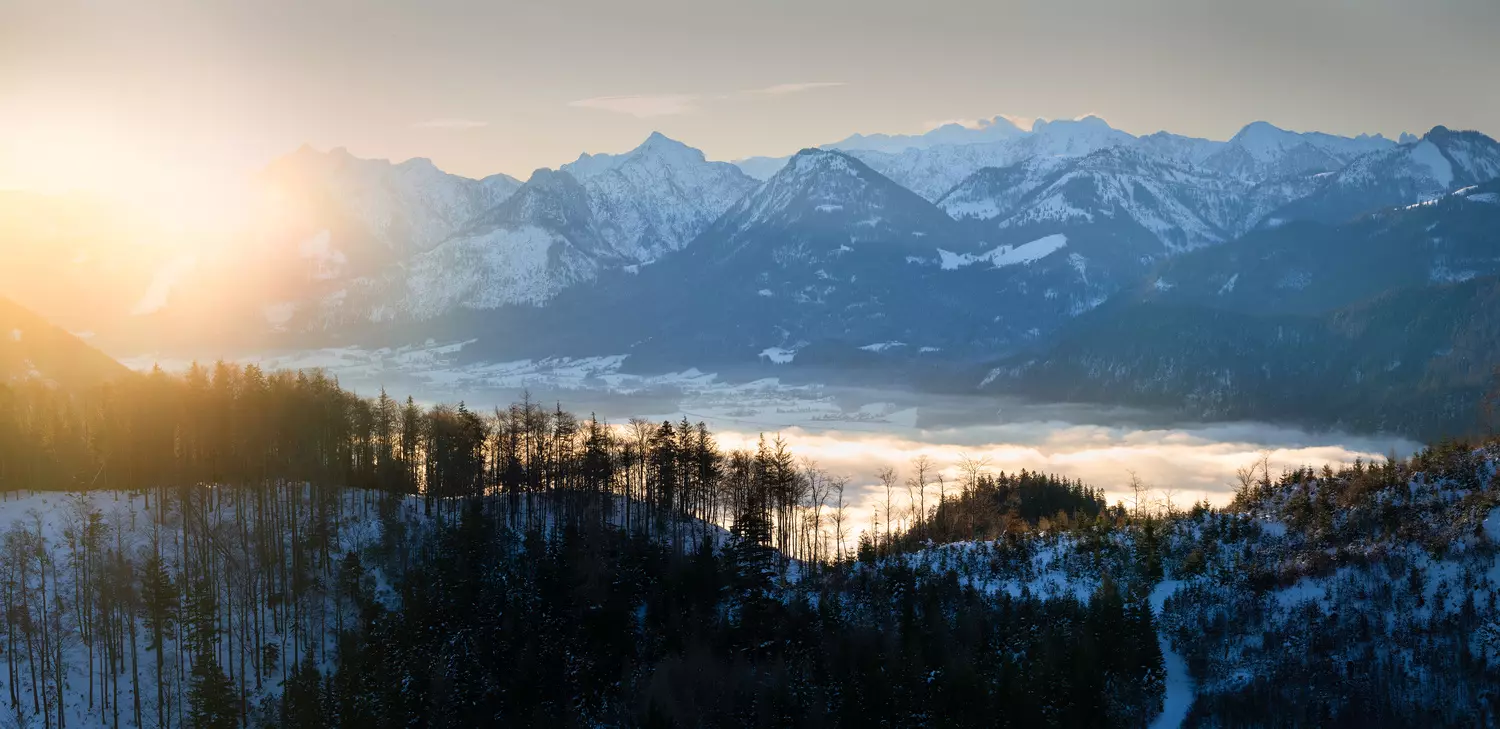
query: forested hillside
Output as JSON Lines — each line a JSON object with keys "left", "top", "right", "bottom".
{"left": 3, "top": 361, "right": 1499, "bottom": 725}
{"left": 0, "top": 364, "right": 1166, "bottom": 727}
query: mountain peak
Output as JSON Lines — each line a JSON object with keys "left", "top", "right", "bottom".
{"left": 630, "top": 131, "right": 705, "bottom": 162}
{"left": 1033, "top": 115, "right": 1117, "bottom": 134}
{"left": 524, "top": 167, "right": 581, "bottom": 190}
{"left": 1235, "top": 120, "right": 1287, "bottom": 136}
{"left": 715, "top": 146, "right": 961, "bottom": 247}
{"left": 396, "top": 156, "right": 440, "bottom": 173}
{"left": 783, "top": 148, "right": 864, "bottom": 179}
{"left": 563, "top": 132, "right": 710, "bottom": 179}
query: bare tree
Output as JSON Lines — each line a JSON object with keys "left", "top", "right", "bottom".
{"left": 1257, "top": 450, "right": 1275, "bottom": 490}
{"left": 829, "top": 475, "right": 850, "bottom": 563}
{"left": 877, "top": 466, "right": 898, "bottom": 555}
{"left": 800, "top": 458, "right": 831, "bottom": 563}
{"left": 1159, "top": 483, "right": 1181, "bottom": 516}
{"left": 1233, "top": 464, "right": 1258, "bottom": 502}
{"left": 1127, "top": 470, "right": 1149, "bottom": 519}
{"left": 907, "top": 456, "right": 932, "bottom": 540}
{"left": 957, "top": 454, "right": 991, "bottom": 539}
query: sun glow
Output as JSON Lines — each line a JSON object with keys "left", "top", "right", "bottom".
{"left": 0, "top": 117, "right": 254, "bottom": 234}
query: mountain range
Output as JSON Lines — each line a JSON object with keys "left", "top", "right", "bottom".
{"left": 10, "top": 114, "right": 1500, "bottom": 437}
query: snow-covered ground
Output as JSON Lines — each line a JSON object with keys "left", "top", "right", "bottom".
{"left": 0, "top": 488, "right": 406, "bottom": 728}
{"left": 1149, "top": 580, "right": 1193, "bottom": 729}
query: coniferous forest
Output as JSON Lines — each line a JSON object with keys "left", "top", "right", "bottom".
{"left": 3, "top": 363, "right": 1500, "bottom": 727}
{"left": 0, "top": 364, "right": 1164, "bottom": 728}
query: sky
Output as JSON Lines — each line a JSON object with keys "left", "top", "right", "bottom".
{"left": 3, "top": 0, "right": 1499, "bottom": 198}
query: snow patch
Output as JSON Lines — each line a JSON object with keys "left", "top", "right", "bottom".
{"left": 759, "top": 347, "right": 796, "bottom": 364}
{"left": 859, "top": 341, "right": 906, "bottom": 353}
{"left": 132, "top": 254, "right": 198, "bottom": 315}
{"left": 939, "top": 234, "right": 1068, "bottom": 270}
{"left": 1409, "top": 140, "right": 1455, "bottom": 188}
{"left": 298, "top": 229, "right": 348, "bottom": 280}
{"left": 262, "top": 302, "right": 298, "bottom": 330}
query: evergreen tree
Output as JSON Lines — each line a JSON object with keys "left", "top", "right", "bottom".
{"left": 188, "top": 653, "right": 239, "bottom": 729}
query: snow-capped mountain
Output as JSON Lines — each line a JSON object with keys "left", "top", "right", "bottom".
{"left": 1266, "top": 126, "right": 1500, "bottom": 226}
{"left": 1132, "top": 131, "right": 1224, "bottom": 167}
{"left": 709, "top": 148, "right": 966, "bottom": 247}
{"left": 525, "top": 149, "right": 990, "bottom": 364}
{"left": 1143, "top": 178, "right": 1500, "bottom": 317}
{"left": 258, "top": 145, "right": 521, "bottom": 266}
{"left": 84, "top": 112, "right": 1500, "bottom": 382}
{"left": 393, "top": 133, "right": 759, "bottom": 321}
{"left": 561, "top": 132, "right": 758, "bottom": 261}
{"left": 1199, "top": 121, "right": 1396, "bottom": 183}
{"left": 825, "top": 115, "right": 1027, "bottom": 153}
{"left": 401, "top": 168, "right": 620, "bottom": 318}
{"left": 941, "top": 146, "right": 1247, "bottom": 250}
{"left": 845, "top": 116, "right": 1136, "bottom": 201}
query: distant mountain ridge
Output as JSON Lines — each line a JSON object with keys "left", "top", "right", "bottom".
{"left": 0, "top": 297, "right": 129, "bottom": 390}
{"left": 13, "top": 114, "right": 1500, "bottom": 440}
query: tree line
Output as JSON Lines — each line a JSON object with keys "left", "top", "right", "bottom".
{"left": 0, "top": 362, "right": 1167, "bottom": 727}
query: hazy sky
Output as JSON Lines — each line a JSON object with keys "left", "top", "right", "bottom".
{"left": 3, "top": 0, "right": 1499, "bottom": 194}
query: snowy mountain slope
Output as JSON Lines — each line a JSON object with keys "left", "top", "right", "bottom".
{"left": 983, "top": 220, "right": 1500, "bottom": 440}
{"left": 400, "top": 168, "right": 622, "bottom": 318}
{"left": 1263, "top": 126, "right": 1500, "bottom": 226}
{"left": 941, "top": 146, "right": 1245, "bottom": 250}
{"left": 825, "top": 114, "right": 1027, "bottom": 153}
{"left": 1137, "top": 178, "right": 1500, "bottom": 317}
{"left": 1133, "top": 131, "right": 1224, "bottom": 167}
{"left": 561, "top": 132, "right": 758, "bottom": 260}
{"left": 258, "top": 145, "right": 521, "bottom": 265}
{"left": 154, "top": 147, "right": 529, "bottom": 339}
{"left": 1200, "top": 121, "right": 1396, "bottom": 183}
{"left": 492, "top": 148, "right": 1002, "bottom": 364}
{"left": 847, "top": 116, "right": 1136, "bottom": 201}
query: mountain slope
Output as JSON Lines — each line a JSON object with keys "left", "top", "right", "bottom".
{"left": 1200, "top": 120, "right": 1395, "bottom": 183}
{"left": 940, "top": 146, "right": 1244, "bottom": 250}
{"left": 847, "top": 116, "right": 1135, "bottom": 201}
{"left": 625, "top": 148, "right": 984, "bottom": 362}
{"left": 453, "top": 149, "right": 1003, "bottom": 366}
{"left": 561, "top": 132, "right": 758, "bottom": 261}
{"left": 825, "top": 114, "right": 1026, "bottom": 153}
{"left": 1264, "top": 126, "right": 1500, "bottom": 226}
{"left": 257, "top": 146, "right": 521, "bottom": 267}
{"left": 1141, "top": 180, "right": 1500, "bottom": 316}
{"left": 0, "top": 297, "right": 130, "bottom": 390}
{"left": 983, "top": 271, "right": 1500, "bottom": 439}
{"left": 400, "top": 168, "right": 623, "bottom": 317}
